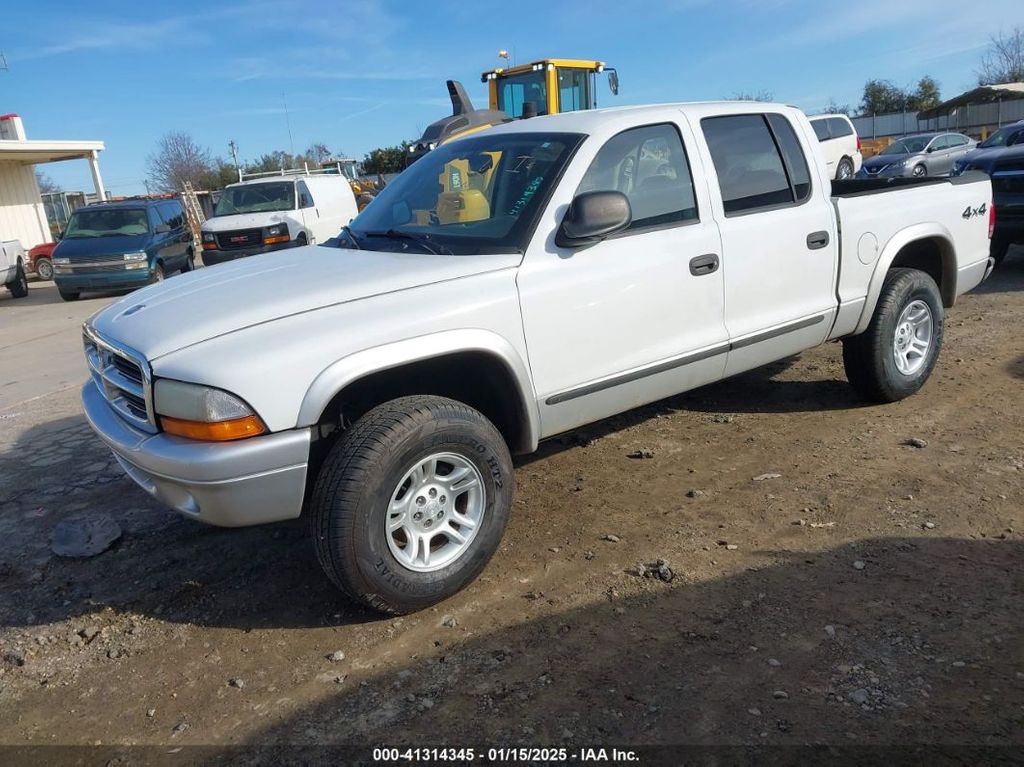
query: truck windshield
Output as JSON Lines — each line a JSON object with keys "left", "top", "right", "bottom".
{"left": 64, "top": 208, "right": 149, "bottom": 238}
{"left": 214, "top": 182, "right": 295, "bottom": 216}
{"left": 979, "top": 124, "right": 1024, "bottom": 148}
{"left": 346, "top": 131, "right": 584, "bottom": 255}
{"left": 881, "top": 137, "right": 931, "bottom": 155}
{"left": 497, "top": 71, "right": 549, "bottom": 118}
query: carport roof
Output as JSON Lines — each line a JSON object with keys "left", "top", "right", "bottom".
{"left": 0, "top": 139, "right": 106, "bottom": 164}
{"left": 917, "top": 82, "right": 1024, "bottom": 120}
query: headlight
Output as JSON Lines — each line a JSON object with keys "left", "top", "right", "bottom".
{"left": 123, "top": 252, "right": 147, "bottom": 261}
{"left": 202, "top": 231, "right": 215, "bottom": 243}
{"left": 153, "top": 379, "right": 266, "bottom": 441}
{"left": 53, "top": 257, "right": 70, "bottom": 265}
{"left": 890, "top": 159, "right": 907, "bottom": 169}
{"left": 263, "top": 224, "right": 290, "bottom": 245}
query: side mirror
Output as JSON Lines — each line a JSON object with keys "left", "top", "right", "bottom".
{"left": 556, "top": 190, "right": 631, "bottom": 248}
{"left": 607, "top": 68, "right": 619, "bottom": 96}
{"left": 926, "top": 146, "right": 936, "bottom": 153}
{"left": 55, "top": 229, "right": 64, "bottom": 241}
{"left": 155, "top": 223, "right": 171, "bottom": 234}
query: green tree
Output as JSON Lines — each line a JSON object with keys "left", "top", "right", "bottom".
{"left": 362, "top": 144, "right": 410, "bottom": 174}
{"left": 860, "top": 79, "right": 908, "bottom": 114}
{"left": 910, "top": 76, "right": 941, "bottom": 111}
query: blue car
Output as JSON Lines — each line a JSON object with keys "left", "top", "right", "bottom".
{"left": 52, "top": 198, "right": 194, "bottom": 302}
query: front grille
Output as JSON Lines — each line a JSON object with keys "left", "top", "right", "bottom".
{"left": 83, "top": 327, "right": 156, "bottom": 433}
{"left": 68, "top": 263, "right": 128, "bottom": 273}
{"left": 216, "top": 229, "right": 262, "bottom": 250}
{"left": 112, "top": 355, "right": 144, "bottom": 385}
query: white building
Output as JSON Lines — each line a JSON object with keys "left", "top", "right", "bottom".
{"left": 0, "top": 113, "right": 106, "bottom": 249}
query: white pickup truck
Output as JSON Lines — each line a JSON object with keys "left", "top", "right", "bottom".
{"left": 81, "top": 102, "right": 994, "bottom": 614}
{"left": 2, "top": 239, "right": 29, "bottom": 299}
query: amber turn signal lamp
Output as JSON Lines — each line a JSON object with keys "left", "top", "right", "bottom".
{"left": 160, "top": 415, "right": 266, "bottom": 441}
{"left": 263, "top": 235, "right": 290, "bottom": 245}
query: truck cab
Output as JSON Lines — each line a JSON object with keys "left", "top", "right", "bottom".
{"left": 481, "top": 58, "right": 619, "bottom": 119}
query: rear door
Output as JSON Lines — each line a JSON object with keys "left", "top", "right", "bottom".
{"left": 696, "top": 111, "right": 836, "bottom": 376}
{"left": 947, "top": 134, "right": 972, "bottom": 167}
{"left": 518, "top": 120, "right": 728, "bottom": 436}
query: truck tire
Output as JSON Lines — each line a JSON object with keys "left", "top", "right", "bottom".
{"left": 991, "top": 236, "right": 1011, "bottom": 266}
{"left": 842, "top": 268, "right": 943, "bottom": 403}
{"left": 310, "top": 395, "right": 514, "bottom": 615}
{"left": 58, "top": 287, "right": 80, "bottom": 302}
{"left": 149, "top": 263, "right": 165, "bottom": 285}
{"left": 8, "top": 263, "right": 29, "bottom": 298}
{"left": 35, "top": 257, "right": 54, "bottom": 281}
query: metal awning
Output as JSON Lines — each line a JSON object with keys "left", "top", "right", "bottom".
{"left": 917, "top": 82, "right": 1024, "bottom": 120}
{"left": 0, "top": 139, "right": 105, "bottom": 164}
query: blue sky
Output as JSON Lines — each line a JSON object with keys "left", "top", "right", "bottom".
{"left": 2, "top": 0, "right": 1020, "bottom": 196}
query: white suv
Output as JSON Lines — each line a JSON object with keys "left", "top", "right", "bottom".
{"left": 809, "top": 113, "right": 863, "bottom": 180}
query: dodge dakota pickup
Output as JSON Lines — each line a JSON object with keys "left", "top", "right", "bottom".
{"left": 81, "top": 102, "right": 994, "bottom": 614}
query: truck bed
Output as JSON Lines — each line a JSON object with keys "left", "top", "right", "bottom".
{"left": 831, "top": 171, "right": 988, "bottom": 198}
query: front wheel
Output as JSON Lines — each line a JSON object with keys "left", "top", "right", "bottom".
{"left": 149, "top": 263, "right": 165, "bottom": 285}
{"left": 912, "top": 164, "right": 927, "bottom": 178}
{"left": 310, "top": 395, "right": 514, "bottom": 615}
{"left": 181, "top": 250, "right": 195, "bottom": 273}
{"left": 35, "top": 257, "right": 54, "bottom": 281}
{"left": 842, "top": 268, "right": 943, "bottom": 403}
{"left": 8, "top": 264, "right": 29, "bottom": 298}
{"left": 58, "top": 287, "right": 80, "bottom": 302}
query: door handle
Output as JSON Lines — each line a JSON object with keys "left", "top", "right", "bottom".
{"left": 689, "top": 253, "right": 720, "bottom": 276}
{"left": 806, "top": 231, "right": 830, "bottom": 250}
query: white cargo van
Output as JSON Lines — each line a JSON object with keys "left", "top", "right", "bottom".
{"left": 201, "top": 173, "right": 358, "bottom": 266}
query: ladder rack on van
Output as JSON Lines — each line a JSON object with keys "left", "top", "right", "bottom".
{"left": 238, "top": 162, "right": 352, "bottom": 182}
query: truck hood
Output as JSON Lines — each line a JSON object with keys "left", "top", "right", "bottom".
{"left": 202, "top": 213, "right": 290, "bottom": 232}
{"left": 89, "top": 245, "right": 521, "bottom": 360}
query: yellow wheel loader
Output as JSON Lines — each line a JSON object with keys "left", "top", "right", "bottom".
{"left": 407, "top": 59, "right": 618, "bottom": 164}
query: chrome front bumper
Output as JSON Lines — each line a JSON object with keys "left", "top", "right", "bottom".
{"left": 82, "top": 382, "right": 311, "bottom": 527}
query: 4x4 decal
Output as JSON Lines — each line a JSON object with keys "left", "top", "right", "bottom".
{"left": 962, "top": 202, "right": 987, "bottom": 219}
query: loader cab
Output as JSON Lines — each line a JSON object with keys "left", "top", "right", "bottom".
{"left": 482, "top": 59, "right": 619, "bottom": 119}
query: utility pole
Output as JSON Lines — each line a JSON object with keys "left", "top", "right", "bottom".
{"left": 228, "top": 140, "right": 240, "bottom": 182}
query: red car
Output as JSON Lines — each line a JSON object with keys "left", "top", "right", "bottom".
{"left": 27, "top": 242, "right": 56, "bottom": 281}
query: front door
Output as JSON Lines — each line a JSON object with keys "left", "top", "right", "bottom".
{"left": 518, "top": 120, "right": 729, "bottom": 437}
{"left": 696, "top": 111, "right": 837, "bottom": 376}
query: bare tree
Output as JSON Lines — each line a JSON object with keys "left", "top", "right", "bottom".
{"left": 306, "top": 142, "right": 333, "bottom": 164}
{"left": 977, "top": 26, "right": 1024, "bottom": 86}
{"left": 822, "top": 99, "right": 851, "bottom": 116}
{"left": 146, "top": 131, "right": 214, "bottom": 192}
{"left": 727, "top": 90, "right": 774, "bottom": 102}
{"left": 35, "top": 170, "right": 61, "bottom": 194}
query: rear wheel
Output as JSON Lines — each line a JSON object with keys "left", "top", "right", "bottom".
{"left": 8, "top": 263, "right": 29, "bottom": 298}
{"left": 991, "top": 236, "right": 1011, "bottom": 266}
{"left": 58, "top": 287, "right": 80, "bottom": 302}
{"left": 836, "top": 157, "right": 855, "bottom": 180}
{"left": 310, "top": 395, "right": 514, "bottom": 615}
{"left": 35, "top": 257, "right": 54, "bottom": 281}
{"left": 842, "top": 268, "right": 943, "bottom": 403}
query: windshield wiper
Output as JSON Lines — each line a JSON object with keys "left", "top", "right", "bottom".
{"left": 338, "top": 225, "right": 362, "bottom": 250}
{"left": 363, "top": 229, "right": 451, "bottom": 255}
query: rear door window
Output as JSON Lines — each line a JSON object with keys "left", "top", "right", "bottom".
{"left": 811, "top": 120, "right": 830, "bottom": 141}
{"left": 577, "top": 123, "right": 699, "bottom": 231}
{"left": 701, "top": 113, "right": 811, "bottom": 215}
{"left": 828, "top": 117, "right": 854, "bottom": 138}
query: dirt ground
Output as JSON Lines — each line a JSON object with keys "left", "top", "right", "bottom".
{"left": 0, "top": 254, "right": 1022, "bottom": 754}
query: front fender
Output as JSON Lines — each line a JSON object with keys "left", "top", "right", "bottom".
{"left": 854, "top": 223, "right": 957, "bottom": 336}
{"left": 297, "top": 328, "right": 541, "bottom": 453}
